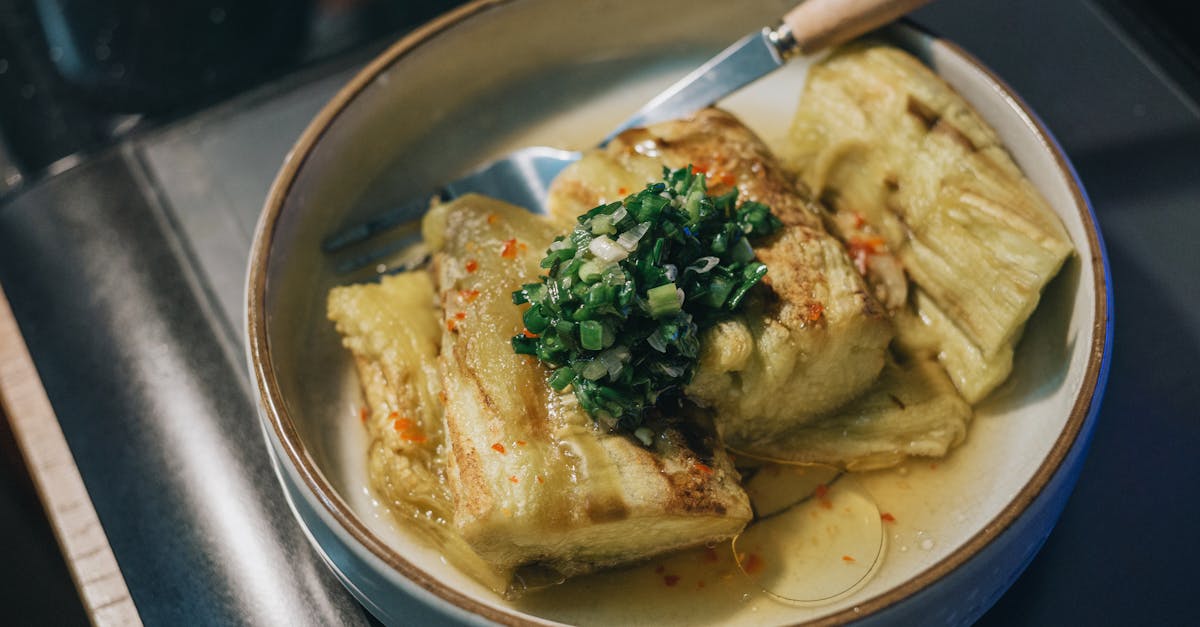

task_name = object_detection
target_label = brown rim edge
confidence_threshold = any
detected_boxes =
[245,6,1111,627]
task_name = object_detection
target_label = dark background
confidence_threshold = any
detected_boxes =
[2,0,1199,625]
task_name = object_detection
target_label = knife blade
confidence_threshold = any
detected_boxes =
[601,0,933,144]
[603,28,788,142]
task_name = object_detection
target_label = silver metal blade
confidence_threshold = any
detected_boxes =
[603,28,783,144]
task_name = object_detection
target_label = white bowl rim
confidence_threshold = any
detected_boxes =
[245,2,1113,624]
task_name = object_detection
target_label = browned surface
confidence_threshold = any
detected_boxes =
[612,108,828,230]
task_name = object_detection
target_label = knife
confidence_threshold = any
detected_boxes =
[603,0,934,142]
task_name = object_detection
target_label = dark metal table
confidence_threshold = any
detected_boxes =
[1,1,1198,624]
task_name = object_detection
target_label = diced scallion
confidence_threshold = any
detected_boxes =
[510,166,781,435]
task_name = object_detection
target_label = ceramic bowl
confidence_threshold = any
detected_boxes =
[246,0,1112,624]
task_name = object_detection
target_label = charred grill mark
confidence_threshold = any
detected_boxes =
[906,95,941,130]
[933,119,978,152]
[906,95,977,152]
[447,342,491,518]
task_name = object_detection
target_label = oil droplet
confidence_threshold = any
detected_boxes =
[740,593,752,603]
[920,538,935,551]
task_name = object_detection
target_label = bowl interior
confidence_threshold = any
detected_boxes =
[253,1,1103,624]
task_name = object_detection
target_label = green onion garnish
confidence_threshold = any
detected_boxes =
[511,166,782,433]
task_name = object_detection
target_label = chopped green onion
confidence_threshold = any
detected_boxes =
[580,319,604,350]
[511,166,781,434]
[647,282,681,318]
[549,367,575,390]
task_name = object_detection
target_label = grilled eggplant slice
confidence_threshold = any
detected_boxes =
[424,195,751,587]
[327,272,506,592]
[548,109,893,448]
[739,350,971,471]
[786,43,1072,402]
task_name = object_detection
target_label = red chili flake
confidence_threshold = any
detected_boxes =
[814,484,829,499]
[693,461,714,475]
[663,574,680,587]
[807,302,824,323]
[853,212,867,228]
[359,406,369,423]
[849,235,887,253]
[509,475,519,484]
[491,443,506,454]
[617,187,628,195]
[718,173,736,187]
[881,512,896,523]
[438,391,448,404]
[459,289,480,303]
[402,433,427,443]
[392,417,414,432]
[847,235,886,275]
[465,259,479,273]
[516,440,527,447]
[742,553,765,575]
[521,328,539,338]
[454,311,466,320]
[842,555,856,563]
[486,213,500,224]
[446,319,457,332]
[693,164,708,174]
[536,475,544,484]
[500,238,520,259]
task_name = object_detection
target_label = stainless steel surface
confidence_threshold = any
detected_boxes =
[0,0,1197,624]
[0,147,371,625]
[138,67,360,337]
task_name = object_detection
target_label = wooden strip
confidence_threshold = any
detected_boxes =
[0,286,142,627]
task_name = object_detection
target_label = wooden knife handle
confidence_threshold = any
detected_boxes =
[781,0,934,55]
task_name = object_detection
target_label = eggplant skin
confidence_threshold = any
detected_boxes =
[425,195,751,586]
[786,43,1073,403]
